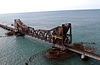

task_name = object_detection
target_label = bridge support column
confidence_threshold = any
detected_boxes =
[81,54,88,61]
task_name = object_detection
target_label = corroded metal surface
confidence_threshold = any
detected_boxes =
[13,19,72,46]
[0,24,15,31]
[0,19,100,62]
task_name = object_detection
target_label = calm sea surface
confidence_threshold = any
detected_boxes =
[0,9,100,65]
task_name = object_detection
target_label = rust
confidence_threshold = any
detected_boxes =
[6,32,14,36]
[0,19,100,62]
[45,48,74,60]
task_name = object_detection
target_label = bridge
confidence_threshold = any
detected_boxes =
[53,44,100,60]
[0,19,100,62]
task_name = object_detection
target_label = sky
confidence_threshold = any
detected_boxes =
[0,0,100,14]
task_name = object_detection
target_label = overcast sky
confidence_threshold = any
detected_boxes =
[0,0,100,14]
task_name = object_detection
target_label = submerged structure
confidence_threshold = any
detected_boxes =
[0,19,100,65]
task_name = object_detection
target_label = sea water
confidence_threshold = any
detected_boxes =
[0,9,100,65]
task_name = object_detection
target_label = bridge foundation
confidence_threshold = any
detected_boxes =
[81,54,88,61]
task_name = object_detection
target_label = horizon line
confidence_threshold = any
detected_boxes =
[0,8,100,15]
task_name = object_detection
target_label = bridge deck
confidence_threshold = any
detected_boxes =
[66,46,100,60]
[53,44,100,60]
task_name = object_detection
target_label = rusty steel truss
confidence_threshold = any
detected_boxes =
[14,19,72,46]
